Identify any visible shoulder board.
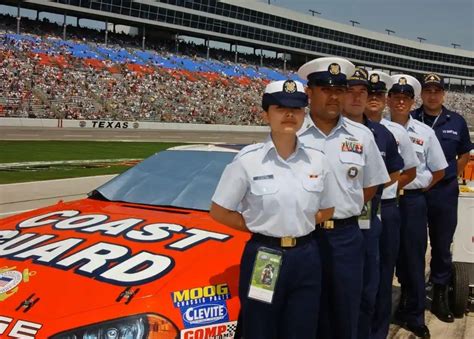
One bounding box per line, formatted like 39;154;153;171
302;144;325;156
234;143;264;159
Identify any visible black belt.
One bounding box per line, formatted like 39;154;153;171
316;216;358;230
381;198;398;205
251;233;313;248
400;188;424;196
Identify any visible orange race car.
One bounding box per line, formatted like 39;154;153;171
0;145;250;339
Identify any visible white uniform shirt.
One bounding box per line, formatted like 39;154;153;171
380;118;420;199
298;115;390;219
401;116;448;189
212;136;337;237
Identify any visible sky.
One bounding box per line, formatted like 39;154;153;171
1;1;472;51
257;0;474;50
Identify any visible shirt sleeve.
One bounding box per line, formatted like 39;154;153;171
211;159;249;211
457;117;473;155
385;130;405;174
397;128;420;170
363;133;391;188
319;162;337;210
426;130;449;172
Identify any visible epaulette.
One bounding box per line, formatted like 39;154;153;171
234;143;264;160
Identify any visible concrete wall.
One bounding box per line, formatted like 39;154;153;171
0;118;270;132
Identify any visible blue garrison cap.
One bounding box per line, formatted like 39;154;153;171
421;73;445;90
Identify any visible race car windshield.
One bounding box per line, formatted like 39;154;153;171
94;150;236;211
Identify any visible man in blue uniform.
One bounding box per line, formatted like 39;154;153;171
388;75;448;338
297;57;390;339
343;68;404;339
365;70;419;339
412;73;473;322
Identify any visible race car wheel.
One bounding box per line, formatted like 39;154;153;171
449;262;470;318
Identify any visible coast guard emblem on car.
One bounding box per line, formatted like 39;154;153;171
0;267;35;301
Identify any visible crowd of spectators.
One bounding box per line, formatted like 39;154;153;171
0;13;472;127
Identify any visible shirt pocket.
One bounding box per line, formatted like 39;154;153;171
441;132;460;142
301;177;324;192
413;143;425;163
250;180;279;196
339;151;365;167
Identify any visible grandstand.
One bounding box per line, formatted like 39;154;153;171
0;0;473;126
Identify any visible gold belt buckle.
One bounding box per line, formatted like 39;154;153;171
323;220;334;229
281;236;296;248
399;189;404;196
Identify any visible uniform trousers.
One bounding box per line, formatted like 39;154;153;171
238;235;321;339
371;198;401;339
315;221;364;339
426;177;459;285
396;190;428;327
358;215;382;339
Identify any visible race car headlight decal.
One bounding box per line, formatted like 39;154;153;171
51;314;179;339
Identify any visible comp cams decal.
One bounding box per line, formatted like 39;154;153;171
180;321;237;339
172;284;231;328
0;210;231;286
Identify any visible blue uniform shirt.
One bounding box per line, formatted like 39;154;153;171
412;106;473;181
362;117;404;224
365;117;404;175
212;136;337;237
298;115;390;219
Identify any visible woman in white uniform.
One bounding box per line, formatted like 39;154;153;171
210;79;336;339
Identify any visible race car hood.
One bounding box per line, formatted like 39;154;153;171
0;198;247;326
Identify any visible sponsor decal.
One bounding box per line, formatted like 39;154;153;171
0;211;231;286
91;121;130;129
341;140;363;154
79;120;86;128
180;321;237;339
0;267;35;302
0;316;42;339
410;136;424;146
181;302;228;327
172;284;231;328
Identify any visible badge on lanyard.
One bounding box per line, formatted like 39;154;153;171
358;201;381;230
248;247;283;304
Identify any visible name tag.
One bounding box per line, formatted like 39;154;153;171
253;174;274;181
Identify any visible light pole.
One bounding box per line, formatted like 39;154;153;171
350;20;360;27
308;9;321;16
385;29;395;35
417;37;426;43
451;43;460;49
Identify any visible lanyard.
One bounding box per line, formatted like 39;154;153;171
421;110;442;128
